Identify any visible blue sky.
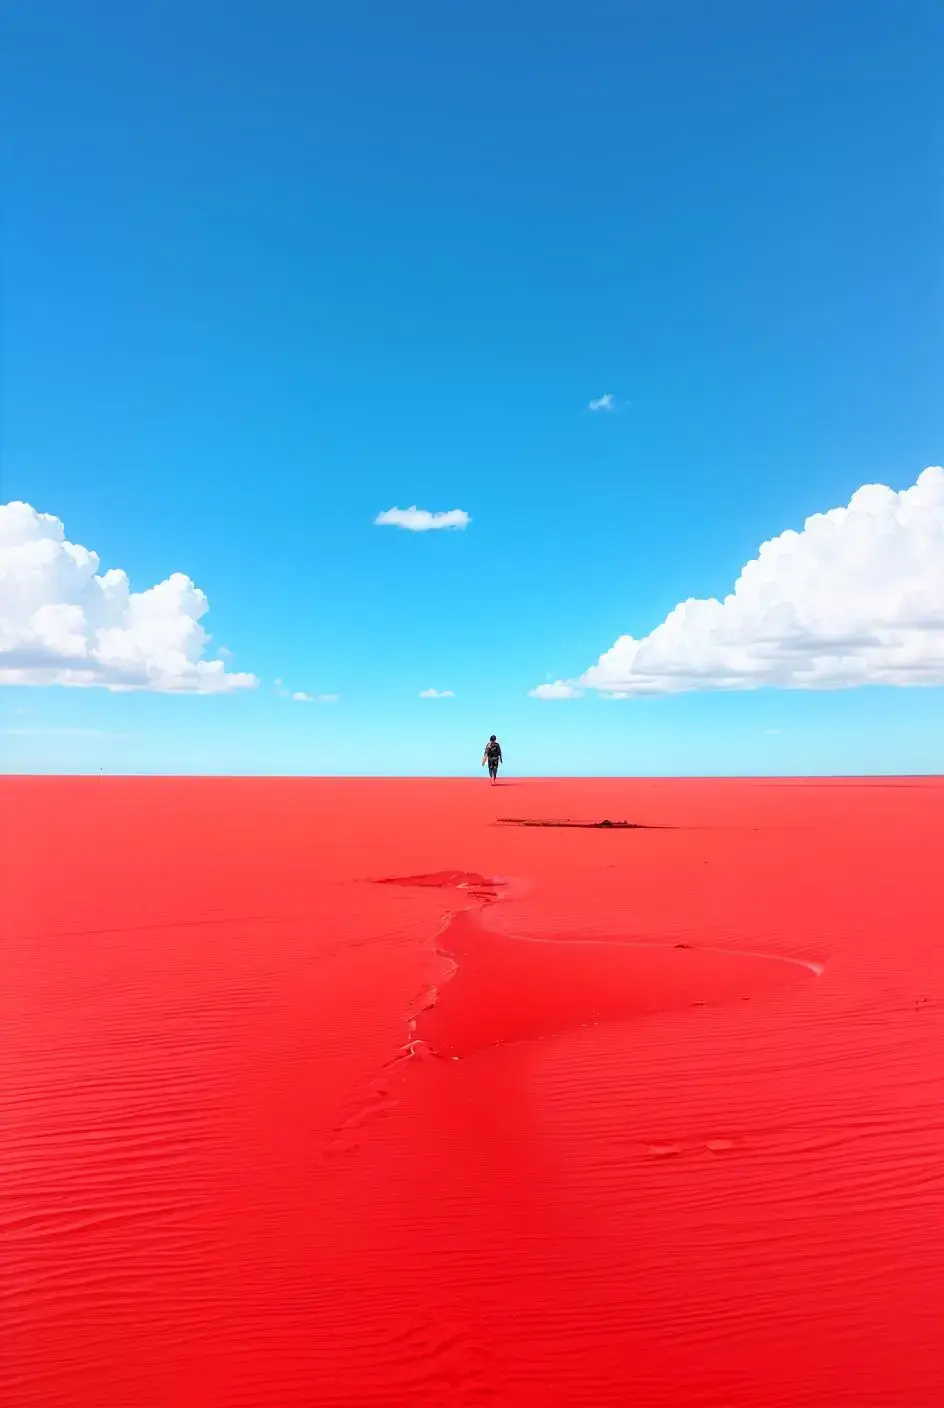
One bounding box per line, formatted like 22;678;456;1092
2;0;942;775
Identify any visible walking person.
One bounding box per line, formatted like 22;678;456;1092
482;734;503;785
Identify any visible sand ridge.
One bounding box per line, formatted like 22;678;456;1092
376;868;821;1059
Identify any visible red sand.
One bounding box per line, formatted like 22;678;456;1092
3;776;943;1407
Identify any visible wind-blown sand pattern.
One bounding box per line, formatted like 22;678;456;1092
3;776;943;1406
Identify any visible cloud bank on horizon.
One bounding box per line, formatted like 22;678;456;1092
374;506;470;531
533;466;944;698
0;501;256;693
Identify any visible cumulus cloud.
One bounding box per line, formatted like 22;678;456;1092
374;507;470;532
419;688;455;698
529;681;581;699
588;393;616;412
0;502;257;693
291;691;313;702
534;466;944;698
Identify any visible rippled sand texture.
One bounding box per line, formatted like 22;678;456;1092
3;776;943;1407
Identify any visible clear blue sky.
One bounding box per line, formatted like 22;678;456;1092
2;0;942;775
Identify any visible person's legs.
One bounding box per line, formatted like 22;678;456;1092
488;761;498;784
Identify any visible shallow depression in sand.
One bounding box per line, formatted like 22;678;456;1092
415;908;819;1058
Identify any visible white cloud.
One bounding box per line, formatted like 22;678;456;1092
529;681;581;699
284;687;338;703
589;393;616;412
419;688;455;698
374;506;470;532
0;502;257;693
535;466;944;697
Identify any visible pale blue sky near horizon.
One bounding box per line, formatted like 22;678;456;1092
2;0;942;776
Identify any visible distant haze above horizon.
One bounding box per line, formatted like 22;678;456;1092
3;1;941;776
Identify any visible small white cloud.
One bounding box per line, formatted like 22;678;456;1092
419;688;455;698
286;688;338;703
374;507;470;532
0;502;257;693
765;727;782;735
529;681;582;699
588;393;616;412
539;465;944;698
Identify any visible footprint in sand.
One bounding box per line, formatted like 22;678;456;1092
646;1139;737;1158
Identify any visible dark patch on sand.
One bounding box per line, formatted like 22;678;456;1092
375;871;504;902
497;817;663;830
377;870;495;888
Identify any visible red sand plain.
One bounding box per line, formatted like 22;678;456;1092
3;775;944;1407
